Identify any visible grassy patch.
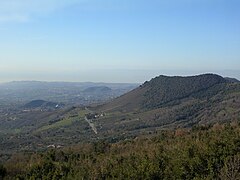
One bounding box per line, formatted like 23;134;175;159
38;118;75;132
36;110;87;132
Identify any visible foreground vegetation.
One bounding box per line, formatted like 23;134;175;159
1;121;240;180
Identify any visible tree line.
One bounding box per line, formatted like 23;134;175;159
1;121;240;179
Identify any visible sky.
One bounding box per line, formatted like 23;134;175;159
0;0;239;83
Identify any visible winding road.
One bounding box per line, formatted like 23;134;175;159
84;107;98;135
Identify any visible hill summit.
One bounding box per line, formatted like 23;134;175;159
99;74;230;112
142;74;227;109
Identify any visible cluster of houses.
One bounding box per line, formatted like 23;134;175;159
85;112;105;120
47;144;63;149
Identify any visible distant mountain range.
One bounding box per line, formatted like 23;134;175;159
0;81;138;106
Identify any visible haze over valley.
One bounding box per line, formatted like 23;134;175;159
0;0;240;179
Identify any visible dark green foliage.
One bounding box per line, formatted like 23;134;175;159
143;74;227;109
219;154;240;179
0;164;6;179
25;160;70;180
2;122;240;179
93;140;110;154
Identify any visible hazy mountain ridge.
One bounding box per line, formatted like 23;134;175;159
83;86;112;93
0;81;138;106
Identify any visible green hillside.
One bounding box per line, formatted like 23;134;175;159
93;74;240;139
142;74;227;109
1;122;240;179
99;74;229;111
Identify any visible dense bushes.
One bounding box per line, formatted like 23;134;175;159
0;164;6;179
2;122;240;179
142;74;227;109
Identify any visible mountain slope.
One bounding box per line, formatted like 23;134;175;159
98;74;228;112
225;77;240;83
97;85;149;112
93;74;240;139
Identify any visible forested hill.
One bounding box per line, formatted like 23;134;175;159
142;74;228;109
94;74;240;134
99;74;237;112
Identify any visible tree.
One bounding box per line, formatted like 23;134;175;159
0;164;6;179
220;154;240;180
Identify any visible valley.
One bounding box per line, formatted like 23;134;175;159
0;73;240;179
0;74;239;155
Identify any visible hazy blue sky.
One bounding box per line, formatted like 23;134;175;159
0;0;239;83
